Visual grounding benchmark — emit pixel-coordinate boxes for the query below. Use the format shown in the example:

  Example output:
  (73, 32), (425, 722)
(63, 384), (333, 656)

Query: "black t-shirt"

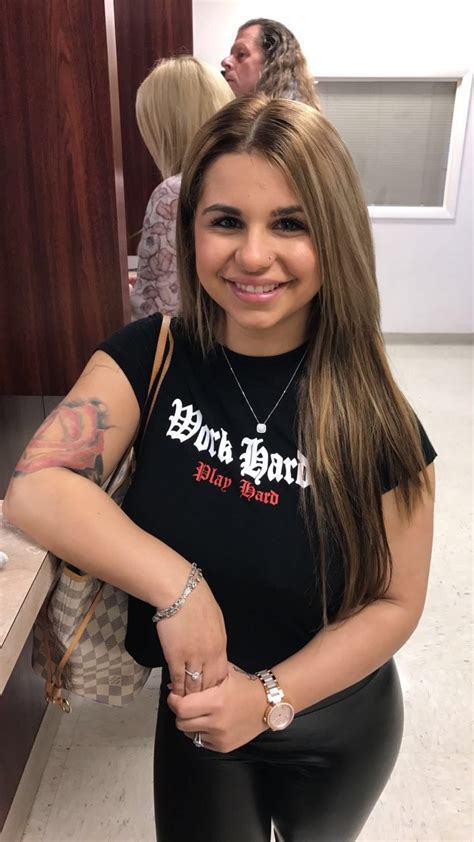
(99, 314), (436, 672)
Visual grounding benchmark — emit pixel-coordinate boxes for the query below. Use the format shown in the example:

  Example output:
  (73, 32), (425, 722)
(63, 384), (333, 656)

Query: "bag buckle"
(45, 680), (71, 713)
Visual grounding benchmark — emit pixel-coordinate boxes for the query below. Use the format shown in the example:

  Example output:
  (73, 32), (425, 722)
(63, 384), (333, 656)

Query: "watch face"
(267, 702), (295, 731)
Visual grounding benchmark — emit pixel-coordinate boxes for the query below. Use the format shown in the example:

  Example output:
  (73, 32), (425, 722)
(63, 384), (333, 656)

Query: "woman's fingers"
(168, 664), (186, 697)
(168, 658), (227, 696)
(178, 714), (209, 732)
(184, 664), (204, 694)
(168, 682), (219, 718)
(201, 654), (228, 691)
(184, 731), (212, 750)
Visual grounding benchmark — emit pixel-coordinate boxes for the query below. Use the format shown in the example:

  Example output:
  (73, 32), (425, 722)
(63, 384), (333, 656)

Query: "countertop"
(0, 501), (58, 693)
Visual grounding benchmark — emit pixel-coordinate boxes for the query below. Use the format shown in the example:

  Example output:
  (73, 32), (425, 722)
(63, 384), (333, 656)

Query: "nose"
(221, 55), (233, 70)
(235, 230), (274, 273)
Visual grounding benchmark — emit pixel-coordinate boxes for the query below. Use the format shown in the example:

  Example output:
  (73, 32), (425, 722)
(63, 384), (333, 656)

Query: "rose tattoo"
(14, 400), (110, 483)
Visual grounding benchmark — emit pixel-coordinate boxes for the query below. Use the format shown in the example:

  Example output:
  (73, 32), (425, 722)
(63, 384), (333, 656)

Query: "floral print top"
(130, 174), (182, 321)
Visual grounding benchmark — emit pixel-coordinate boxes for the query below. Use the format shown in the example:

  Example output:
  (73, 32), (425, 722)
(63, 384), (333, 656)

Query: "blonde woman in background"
(131, 56), (234, 321)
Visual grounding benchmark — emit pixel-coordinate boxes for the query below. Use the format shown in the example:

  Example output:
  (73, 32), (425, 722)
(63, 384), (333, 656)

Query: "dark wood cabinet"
(0, 0), (129, 396)
(0, 634), (47, 832)
(0, 0), (192, 397)
(114, 0), (193, 254)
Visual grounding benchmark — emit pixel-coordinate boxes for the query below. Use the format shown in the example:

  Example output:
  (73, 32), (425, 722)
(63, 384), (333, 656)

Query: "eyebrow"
(201, 204), (305, 217)
(202, 204), (241, 216)
(271, 206), (304, 217)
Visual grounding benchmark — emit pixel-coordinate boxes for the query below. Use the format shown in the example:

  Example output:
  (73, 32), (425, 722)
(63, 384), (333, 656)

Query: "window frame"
(315, 71), (472, 220)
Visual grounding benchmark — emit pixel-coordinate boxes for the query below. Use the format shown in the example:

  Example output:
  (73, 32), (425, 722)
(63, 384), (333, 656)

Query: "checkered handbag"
(32, 316), (173, 711)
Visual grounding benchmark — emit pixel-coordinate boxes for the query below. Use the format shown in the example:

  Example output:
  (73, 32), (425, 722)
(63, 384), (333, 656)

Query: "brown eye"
(210, 216), (242, 229)
(274, 218), (307, 232)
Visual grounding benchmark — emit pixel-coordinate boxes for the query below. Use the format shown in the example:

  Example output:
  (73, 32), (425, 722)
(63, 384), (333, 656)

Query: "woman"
(5, 97), (436, 841)
(131, 56), (234, 320)
(221, 18), (320, 108)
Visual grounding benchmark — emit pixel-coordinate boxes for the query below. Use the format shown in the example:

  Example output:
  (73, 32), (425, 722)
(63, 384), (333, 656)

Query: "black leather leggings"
(154, 659), (403, 842)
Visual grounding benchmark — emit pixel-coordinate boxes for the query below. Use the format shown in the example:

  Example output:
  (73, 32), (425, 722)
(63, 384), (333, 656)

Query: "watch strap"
(255, 669), (285, 705)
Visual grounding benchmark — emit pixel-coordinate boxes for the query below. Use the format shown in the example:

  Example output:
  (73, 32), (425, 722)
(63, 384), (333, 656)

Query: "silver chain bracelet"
(152, 563), (203, 623)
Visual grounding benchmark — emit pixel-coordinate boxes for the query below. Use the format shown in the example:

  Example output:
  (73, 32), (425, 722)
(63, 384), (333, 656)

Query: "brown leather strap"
(43, 583), (104, 713)
(41, 603), (72, 712)
(103, 315), (171, 493)
(146, 314), (171, 403)
(56, 584), (105, 679)
(143, 328), (174, 438)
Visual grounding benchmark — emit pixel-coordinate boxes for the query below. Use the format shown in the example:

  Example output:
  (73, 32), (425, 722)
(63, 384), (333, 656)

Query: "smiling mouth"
(233, 281), (283, 293)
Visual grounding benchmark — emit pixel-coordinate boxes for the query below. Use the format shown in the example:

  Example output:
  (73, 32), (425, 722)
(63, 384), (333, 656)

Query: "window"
(316, 73), (472, 219)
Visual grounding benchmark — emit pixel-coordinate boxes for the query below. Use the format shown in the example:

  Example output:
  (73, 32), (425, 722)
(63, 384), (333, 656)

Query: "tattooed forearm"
(14, 399), (110, 483)
(233, 666), (257, 680)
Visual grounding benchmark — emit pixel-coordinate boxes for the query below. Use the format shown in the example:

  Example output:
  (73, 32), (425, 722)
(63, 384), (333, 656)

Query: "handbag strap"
(43, 583), (104, 711)
(103, 314), (173, 494)
(140, 314), (174, 445)
(52, 583), (105, 694)
(146, 314), (171, 403)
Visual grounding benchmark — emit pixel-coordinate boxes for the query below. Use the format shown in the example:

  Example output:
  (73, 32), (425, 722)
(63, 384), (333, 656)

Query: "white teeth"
(234, 282), (280, 293)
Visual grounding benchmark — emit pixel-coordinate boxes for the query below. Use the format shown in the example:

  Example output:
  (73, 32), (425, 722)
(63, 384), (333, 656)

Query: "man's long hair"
(240, 18), (320, 109)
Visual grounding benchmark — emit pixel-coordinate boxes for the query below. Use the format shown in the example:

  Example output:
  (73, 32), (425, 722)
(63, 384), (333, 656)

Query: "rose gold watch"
(255, 669), (295, 731)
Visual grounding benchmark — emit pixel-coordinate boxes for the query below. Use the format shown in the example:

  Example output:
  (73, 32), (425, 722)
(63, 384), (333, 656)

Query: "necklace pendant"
(256, 423), (267, 434)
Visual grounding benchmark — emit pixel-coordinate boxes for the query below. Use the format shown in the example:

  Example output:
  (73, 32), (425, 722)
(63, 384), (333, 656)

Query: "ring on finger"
(193, 732), (204, 748)
(185, 668), (203, 681)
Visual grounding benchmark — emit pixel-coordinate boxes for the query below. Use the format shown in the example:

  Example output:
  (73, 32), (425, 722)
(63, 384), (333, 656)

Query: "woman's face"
(221, 25), (264, 96)
(194, 152), (321, 354)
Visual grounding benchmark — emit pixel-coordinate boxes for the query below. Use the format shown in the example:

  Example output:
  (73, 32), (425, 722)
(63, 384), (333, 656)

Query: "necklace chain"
(221, 346), (308, 434)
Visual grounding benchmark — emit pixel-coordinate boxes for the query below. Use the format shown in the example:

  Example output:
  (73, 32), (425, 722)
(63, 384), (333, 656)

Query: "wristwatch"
(255, 669), (295, 731)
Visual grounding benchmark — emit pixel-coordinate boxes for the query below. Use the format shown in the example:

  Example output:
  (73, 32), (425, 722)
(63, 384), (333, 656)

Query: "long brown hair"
(177, 96), (431, 621)
(239, 18), (320, 109)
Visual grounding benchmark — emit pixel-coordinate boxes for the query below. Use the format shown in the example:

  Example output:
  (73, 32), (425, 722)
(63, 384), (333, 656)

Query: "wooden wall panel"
(114, 0), (193, 254)
(0, 1), (129, 396)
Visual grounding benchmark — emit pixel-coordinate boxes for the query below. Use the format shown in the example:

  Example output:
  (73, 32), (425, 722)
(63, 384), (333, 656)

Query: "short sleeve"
(379, 415), (437, 495)
(97, 314), (163, 413)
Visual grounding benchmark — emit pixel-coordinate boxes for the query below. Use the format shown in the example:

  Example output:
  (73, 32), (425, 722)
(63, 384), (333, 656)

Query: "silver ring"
(193, 732), (204, 748)
(185, 668), (203, 681)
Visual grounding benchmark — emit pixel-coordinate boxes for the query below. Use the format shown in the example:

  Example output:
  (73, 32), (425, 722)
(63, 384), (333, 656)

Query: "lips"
(225, 277), (289, 302)
(234, 281), (281, 293)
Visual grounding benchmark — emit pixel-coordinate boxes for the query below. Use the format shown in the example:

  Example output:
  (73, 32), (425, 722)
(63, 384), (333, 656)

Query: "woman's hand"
(156, 577), (228, 697)
(167, 663), (268, 753)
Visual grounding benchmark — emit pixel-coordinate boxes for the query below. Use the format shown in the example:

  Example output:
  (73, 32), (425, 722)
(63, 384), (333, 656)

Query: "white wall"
(193, 0), (473, 333)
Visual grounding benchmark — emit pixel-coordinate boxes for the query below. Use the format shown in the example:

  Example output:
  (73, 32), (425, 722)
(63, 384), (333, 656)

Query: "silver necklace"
(221, 346), (308, 434)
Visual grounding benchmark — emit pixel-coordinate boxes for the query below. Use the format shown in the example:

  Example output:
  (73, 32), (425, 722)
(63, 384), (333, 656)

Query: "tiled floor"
(22, 343), (472, 842)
